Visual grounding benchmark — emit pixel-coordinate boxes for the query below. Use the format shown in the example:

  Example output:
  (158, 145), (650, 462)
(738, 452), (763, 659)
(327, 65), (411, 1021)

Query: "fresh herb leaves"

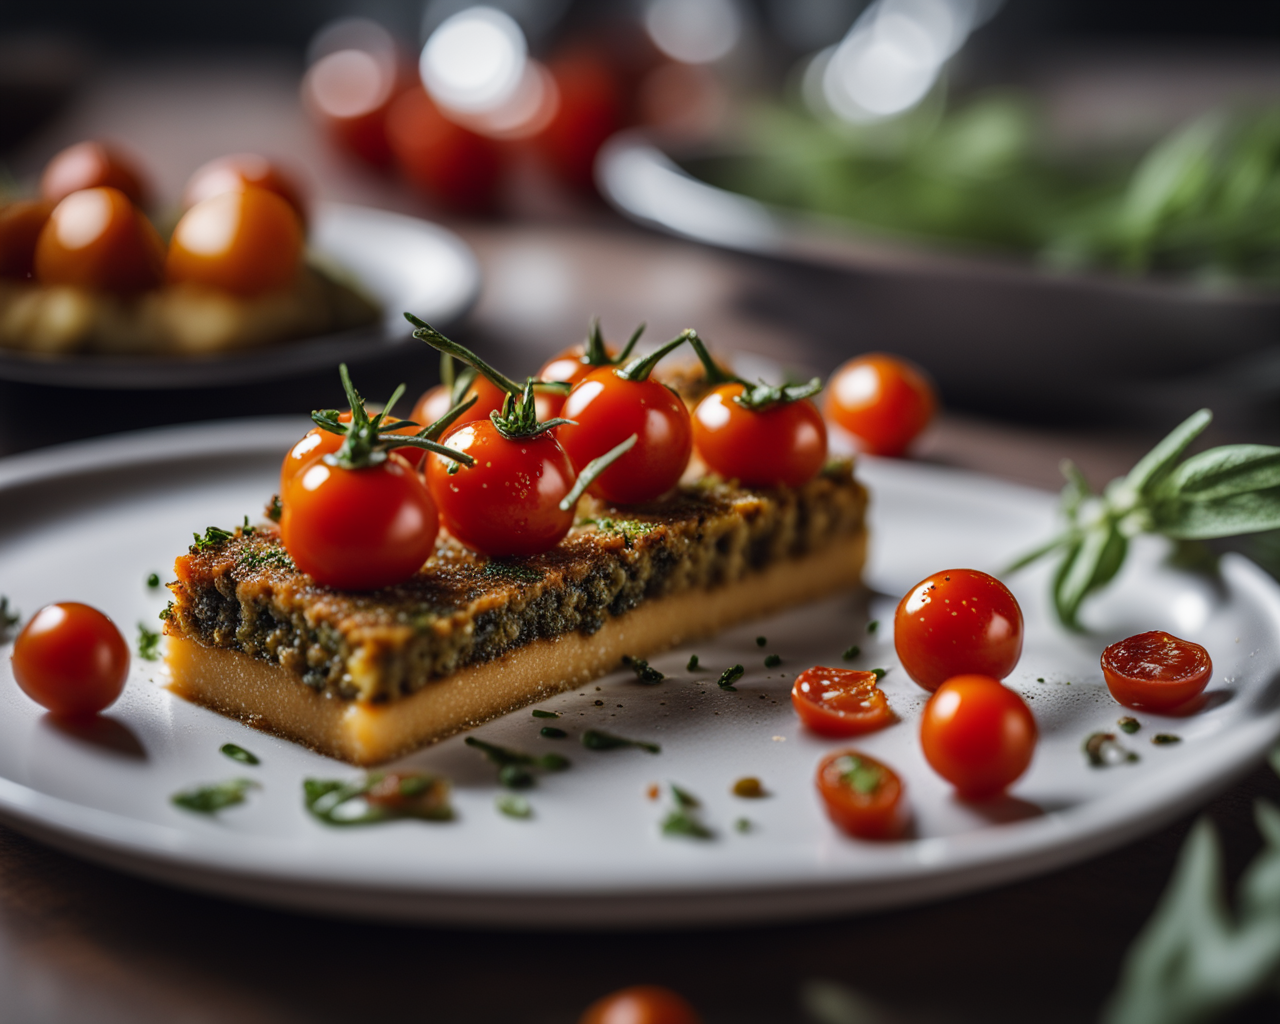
(191, 525), (234, 552)
(304, 772), (453, 825)
(465, 736), (570, 788)
(622, 655), (664, 684)
(717, 664), (745, 691)
(136, 624), (161, 661)
(172, 779), (257, 814)
(540, 726), (567, 739)
(239, 547), (294, 571)
(531, 709), (560, 719)
(661, 783), (714, 840)
(841, 644), (861, 661)
(1118, 716), (1141, 735)
(220, 743), (260, 765)
(764, 654), (782, 668)
(582, 729), (660, 754)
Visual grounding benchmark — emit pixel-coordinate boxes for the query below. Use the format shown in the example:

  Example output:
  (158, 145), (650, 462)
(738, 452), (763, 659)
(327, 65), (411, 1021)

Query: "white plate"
(0, 204), (480, 389)
(1, 419), (1278, 928)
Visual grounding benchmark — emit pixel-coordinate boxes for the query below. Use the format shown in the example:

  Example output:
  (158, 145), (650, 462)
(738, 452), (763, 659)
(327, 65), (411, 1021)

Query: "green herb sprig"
(661, 784), (714, 840)
(172, 778), (257, 814)
(220, 743), (259, 765)
(464, 736), (570, 788)
(137, 624), (161, 661)
(582, 729), (660, 754)
(1009, 409), (1280, 629)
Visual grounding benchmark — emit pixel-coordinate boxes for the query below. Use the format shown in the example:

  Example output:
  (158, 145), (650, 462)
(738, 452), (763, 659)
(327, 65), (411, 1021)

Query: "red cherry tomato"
(282, 413), (425, 488)
(535, 344), (616, 419)
(556, 368), (692, 504)
(920, 674), (1037, 799)
(792, 666), (895, 737)
(167, 186), (303, 296)
(692, 384), (827, 488)
(426, 419), (576, 557)
(815, 750), (909, 840)
(40, 141), (150, 207)
(281, 454), (438, 590)
(825, 354), (936, 457)
(182, 153), (308, 227)
(894, 569), (1023, 692)
(1101, 631), (1212, 712)
(386, 86), (503, 213)
(302, 48), (399, 166)
(34, 187), (165, 292)
(579, 985), (702, 1024)
(536, 49), (622, 192)
(11, 602), (129, 716)
(0, 199), (53, 279)
(412, 374), (509, 433)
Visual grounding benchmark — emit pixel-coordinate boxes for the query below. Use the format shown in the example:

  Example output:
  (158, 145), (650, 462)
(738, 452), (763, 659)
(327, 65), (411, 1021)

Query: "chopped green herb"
(764, 654), (782, 668)
(622, 655), (664, 684)
(146, 572), (161, 589)
(191, 525), (234, 552)
(239, 547), (294, 571)
(841, 644), (861, 661)
(137, 623), (161, 661)
(1085, 732), (1140, 767)
(0, 596), (19, 643)
(540, 726), (567, 739)
(580, 517), (653, 547)
(671, 784), (700, 809)
(687, 654), (701, 671)
(1153, 733), (1182, 745)
(496, 793), (532, 819)
(531, 709), (560, 719)
(582, 729), (660, 754)
(499, 764), (535, 789)
(304, 772), (453, 826)
(172, 778), (257, 814)
(220, 743), (259, 765)
(1037, 677), (1046, 683)
(756, 636), (768, 647)
(1118, 716), (1141, 735)
(735, 817), (752, 833)
(718, 664), (745, 691)
(159, 602), (172, 622)
(481, 560), (543, 582)
(834, 754), (883, 795)
(266, 494), (283, 522)
(661, 784), (714, 840)
(867, 620), (879, 634)
(871, 668), (887, 681)
(465, 736), (570, 787)
(732, 776), (766, 798)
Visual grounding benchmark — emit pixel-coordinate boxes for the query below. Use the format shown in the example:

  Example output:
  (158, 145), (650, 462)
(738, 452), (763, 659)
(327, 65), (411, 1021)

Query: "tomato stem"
(616, 329), (694, 382)
(685, 331), (742, 386)
(558, 433), (639, 511)
(406, 313), (523, 397)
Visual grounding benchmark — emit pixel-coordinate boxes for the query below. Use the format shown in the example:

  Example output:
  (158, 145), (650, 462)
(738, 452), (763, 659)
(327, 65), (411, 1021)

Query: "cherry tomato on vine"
(281, 453), (438, 590)
(692, 383), (827, 488)
(426, 419), (576, 557)
(386, 86), (503, 213)
(182, 153), (308, 226)
(1101, 631), (1212, 712)
(815, 750), (909, 840)
(167, 186), (303, 296)
(920, 674), (1037, 799)
(792, 666), (895, 737)
(282, 413), (425, 487)
(534, 345), (613, 420)
(0, 199), (53, 279)
(894, 569), (1023, 692)
(825, 353), (936, 457)
(40, 140), (150, 207)
(412, 374), (508, 433)
(34, 187), (165, 292)
(579, 985), (702, 1024)
(11, 602), (129, 716)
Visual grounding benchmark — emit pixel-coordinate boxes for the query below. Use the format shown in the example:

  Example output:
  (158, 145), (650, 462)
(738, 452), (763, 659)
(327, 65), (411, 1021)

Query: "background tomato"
(536, 48), (622, 192)
(894, 569), (1023, 692)
(34, 187), (164, 292)
(825, 353), (936, 457)
(0, 199), (53, 278)
(386, 86), (503, 213)
(792, 666), (895, 737)
(302, 48), (400, 167)
(693, 384), (827, 488)
(11, 602), (129, 716)
(920, 674), (1037, 799)
(412, 374), (508, 432)
(40, 140), (150, 207)
(183, 153), (308, 226)
(167, 186), (303, 296)
(579, 985), (701, 1024)
(1101, 630), (1212, 711)
(815, 750), (909, 840)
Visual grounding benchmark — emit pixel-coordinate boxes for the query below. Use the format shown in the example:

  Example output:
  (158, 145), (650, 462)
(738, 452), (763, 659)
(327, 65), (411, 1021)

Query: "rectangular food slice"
(164, 463), (868, 765)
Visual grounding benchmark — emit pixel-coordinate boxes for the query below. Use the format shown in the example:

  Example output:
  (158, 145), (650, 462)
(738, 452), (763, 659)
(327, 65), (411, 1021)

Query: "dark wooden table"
(2, 56), (1279, 1024)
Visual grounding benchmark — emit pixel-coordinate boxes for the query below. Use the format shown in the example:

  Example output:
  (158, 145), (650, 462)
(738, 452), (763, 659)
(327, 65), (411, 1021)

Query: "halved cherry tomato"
(386, 86), (503, 213)
(281, 453), (438, 590)
(556, 367), (692, 504)
(1101, 631), (1212, 712)
(40, 141), (150, 207)
(825, 353), (936, 457)
(792, 666), (895, 737)
(920, 674), (1036, 799)
(894, 569), (1023, 692)
(425, 419), (576, 557)
(0, 199), (53, 278)
(282, 412), (425, 487)
(412, 374), (509, 433)
(11, 602), (129, 716)
(580, 985), (701, 1024)
(815, 750), (909, 840)
(182, 153), (308, 226)
(167, 186), (303, 296)
(692, 384), (827, 488)
(302, 48), (399, 167)
(34, 187), (165, 292)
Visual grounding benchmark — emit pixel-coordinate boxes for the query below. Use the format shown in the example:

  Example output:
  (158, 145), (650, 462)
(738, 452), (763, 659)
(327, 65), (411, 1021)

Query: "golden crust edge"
(164, 529), (867, 765)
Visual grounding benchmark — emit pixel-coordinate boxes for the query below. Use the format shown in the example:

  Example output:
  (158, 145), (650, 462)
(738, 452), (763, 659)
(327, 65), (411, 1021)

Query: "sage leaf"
(1053, 523), (1126, 630)
(1124, 408), (1212, 497)
(1158, 444), (1280, 503)
(1153, 486), (1280, 540)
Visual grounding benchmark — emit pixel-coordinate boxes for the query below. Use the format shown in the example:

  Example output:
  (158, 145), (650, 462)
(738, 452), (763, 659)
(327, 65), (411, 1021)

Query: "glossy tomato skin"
(426, 420), (576, 557)
(556, 368), (692, 505)
(281, 453), (438, 590)
(41, 141), (150, 207)
(11, 603), (129, 716)
(579, 985), (702, 1024)
(167, 186), (303, 296)
(1101, 631), (1212, 712)
(412, 375), (509, 433)
(815, 750), (909, 840)
(792, 666), (895, 737)
(894, 569), (1023, 692)
(825, 354), (936, 457)
(920, 674), (1037, 799)
(183, 153), (308, 226)
(386, 86), (503, 213)
(34, 187), (165, 292)
(0, 199), (54, 278)
(693, 384), (827, 488)
(535, 345), (615, 419)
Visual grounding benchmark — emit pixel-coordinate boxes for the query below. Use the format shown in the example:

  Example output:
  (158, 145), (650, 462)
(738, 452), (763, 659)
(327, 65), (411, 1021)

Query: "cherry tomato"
(580, 985), (701, 1024)
(11, 602), (129, 716)
(894, 569), (1023, 692)
(386, 86), (503, 213)
(34, 187), (165, 292)
(0, 199), (53, 279)
(1101, 630), (1212, 712)
(920, 674), (1037, 799)
(792, 666), (895, 737)
(281, 454), (438, 590)
(535, 344), (616, 419)
(302, 48), (399, 166)
(536, 49), (622, 192)
(282, 413), (425, 488)
(40, 140), (150, 207)
(692, 384), (827, 488)
(815, 750), (909, 840)
(182, 153), (308, 226)
(426, 419), (576, 557)
(412, 374), (509, 432)
(167, 186), (303, 296)
(825, 354), (936, 457)
(556, 368), (692, 505)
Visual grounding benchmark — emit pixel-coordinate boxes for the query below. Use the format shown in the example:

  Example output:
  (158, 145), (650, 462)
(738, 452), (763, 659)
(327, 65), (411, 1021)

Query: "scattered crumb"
(647, 784), (660, 800)
(772, 735), (786, 742)
(593, 700), (604, 706)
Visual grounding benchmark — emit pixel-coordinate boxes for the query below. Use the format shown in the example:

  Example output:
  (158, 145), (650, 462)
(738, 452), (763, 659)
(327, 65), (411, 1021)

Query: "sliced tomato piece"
(1101, 630), (1212, 712)
(815, 750), (909, 840)
(791, 666), (895, 737)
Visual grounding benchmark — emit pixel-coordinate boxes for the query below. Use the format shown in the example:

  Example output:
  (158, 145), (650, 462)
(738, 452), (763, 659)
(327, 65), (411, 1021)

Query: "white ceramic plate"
(1, 419), (1278, 928)
(0, 204), (479, 389)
